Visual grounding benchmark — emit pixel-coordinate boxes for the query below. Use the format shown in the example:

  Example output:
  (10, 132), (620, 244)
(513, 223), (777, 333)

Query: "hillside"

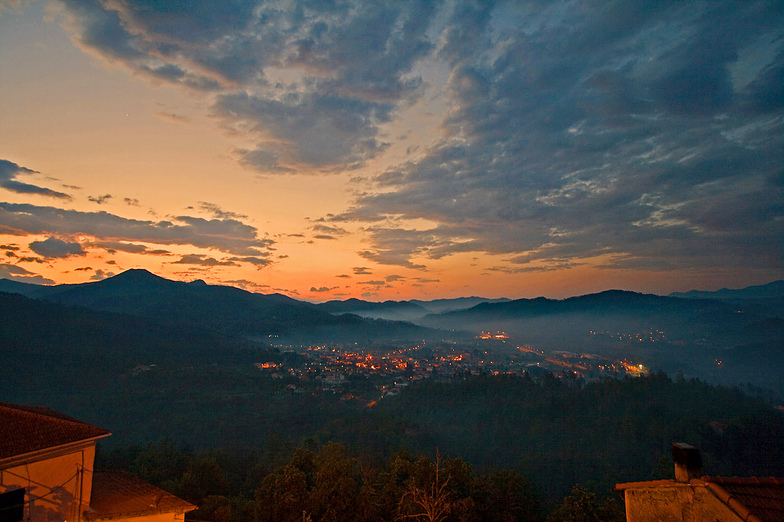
(0, 270), (438, 342)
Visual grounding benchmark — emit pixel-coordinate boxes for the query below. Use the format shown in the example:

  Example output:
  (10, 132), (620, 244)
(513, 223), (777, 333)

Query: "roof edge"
(0, 433), (111, 470)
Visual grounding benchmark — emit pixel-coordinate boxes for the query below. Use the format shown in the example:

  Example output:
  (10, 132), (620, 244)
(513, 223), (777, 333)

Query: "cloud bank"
(0, 201), (275, 260)
(44, 0), (784, 277)
(335, 1), (784, 273)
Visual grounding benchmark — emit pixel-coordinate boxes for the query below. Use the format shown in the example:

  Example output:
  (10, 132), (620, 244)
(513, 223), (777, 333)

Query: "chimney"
(672, 442), (702, 482)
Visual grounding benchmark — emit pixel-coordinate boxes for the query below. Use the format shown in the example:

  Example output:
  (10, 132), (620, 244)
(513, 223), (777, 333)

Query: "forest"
(89, 372), (784, 521)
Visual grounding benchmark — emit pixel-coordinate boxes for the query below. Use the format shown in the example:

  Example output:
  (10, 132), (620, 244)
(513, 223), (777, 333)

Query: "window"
(0, 488), (24, 522)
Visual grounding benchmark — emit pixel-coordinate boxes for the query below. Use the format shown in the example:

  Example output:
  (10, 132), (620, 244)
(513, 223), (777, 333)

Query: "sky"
(0, 0), (782, 301)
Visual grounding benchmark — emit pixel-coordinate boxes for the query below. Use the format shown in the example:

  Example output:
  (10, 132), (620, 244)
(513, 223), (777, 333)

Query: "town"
(256, 330), (650, 405)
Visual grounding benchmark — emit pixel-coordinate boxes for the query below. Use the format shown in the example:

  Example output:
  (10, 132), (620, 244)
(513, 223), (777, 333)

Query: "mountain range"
(1, 270), (783, 396)
(0, 269), (440, 342)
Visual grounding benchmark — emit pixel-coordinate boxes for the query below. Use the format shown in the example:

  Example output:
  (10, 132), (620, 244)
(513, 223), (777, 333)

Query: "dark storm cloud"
(0, 202), (276, 257)
(0, 160), (72, 200)
(57, 0), (438, 171)
(335, 0), (784, 272)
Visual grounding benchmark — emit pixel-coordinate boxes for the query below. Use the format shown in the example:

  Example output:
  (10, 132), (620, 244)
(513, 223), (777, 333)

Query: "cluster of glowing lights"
(478, 331), (510, 340)
(589, 329), (666, 343)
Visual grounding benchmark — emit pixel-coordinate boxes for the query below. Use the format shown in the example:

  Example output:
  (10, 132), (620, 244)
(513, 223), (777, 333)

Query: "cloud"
(225, 279), (271, 292)
(37, 0), (784, 279)
(89, 269), (115, 281)
(88, 194), (112, 204)
(171, 254), (239, 267)
(310, 286), (336, 293)
(0, 202), (276, 257)
(227, 256), (273, 268)
(0, 160), (72, 200)
(91, 241), (155, 254)
(352, 266), (372, 275)
(16, 256), (47, 263)
(28, 237), (85, 258)
(310, 224), (349, 241)
(332, 1), (784, 274)
(156, 112), (191, 124)
(0, 1), (25, 16)
(0, 263), (55, 284)
(359, 279), (386, 286)
(55, 0), (437, 172)
(199, 202), (247, 220)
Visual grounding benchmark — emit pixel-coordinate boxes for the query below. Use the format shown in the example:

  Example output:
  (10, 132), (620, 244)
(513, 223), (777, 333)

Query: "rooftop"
(0, 402), (110, 462)
(705, 476), (784, 522)
(86, 470), (196, 520)
(616, 476), (784, 522)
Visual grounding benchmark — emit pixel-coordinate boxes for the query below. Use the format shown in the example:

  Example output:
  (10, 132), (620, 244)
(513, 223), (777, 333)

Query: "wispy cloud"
(0, 263), (55, 284)
(88, 194), (112, 205)
(199, 202), (248, 220)
(0, 201), (276, 258)
(0, 160), (72, 200)
(172, 254), (239, 267)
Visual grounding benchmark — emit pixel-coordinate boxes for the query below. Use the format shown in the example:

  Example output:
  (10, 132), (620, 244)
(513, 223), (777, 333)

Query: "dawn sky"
(1, 0), (782, 300)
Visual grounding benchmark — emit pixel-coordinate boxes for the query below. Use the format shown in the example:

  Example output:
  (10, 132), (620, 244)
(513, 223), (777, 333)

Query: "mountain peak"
(100, 269), (171, 287)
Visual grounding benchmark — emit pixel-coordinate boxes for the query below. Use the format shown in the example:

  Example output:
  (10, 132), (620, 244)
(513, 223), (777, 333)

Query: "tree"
(473, 469), (540, 521)
(310, 442), (363, 522)
(255, 463), (310, 522)
(546, 485), (624, 522)
(397, 451), (456, 522)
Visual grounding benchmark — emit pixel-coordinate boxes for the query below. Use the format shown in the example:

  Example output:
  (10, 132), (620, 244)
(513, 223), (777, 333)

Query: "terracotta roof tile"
(0, 402), (110, 461)
(613, 479), (680, 491)
(705, 477), (784, 522)
(86, 470), (196, 520)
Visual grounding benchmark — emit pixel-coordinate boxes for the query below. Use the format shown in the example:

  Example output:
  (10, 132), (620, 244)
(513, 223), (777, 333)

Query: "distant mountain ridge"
(670, 280), (784, 300)
(317, 296), (511, 321)
(0, 269), (438, 342)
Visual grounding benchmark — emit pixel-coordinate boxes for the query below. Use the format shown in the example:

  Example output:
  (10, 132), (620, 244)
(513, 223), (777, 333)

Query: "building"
(615, 443), (784, 522)
(0, 402), (196, 522)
